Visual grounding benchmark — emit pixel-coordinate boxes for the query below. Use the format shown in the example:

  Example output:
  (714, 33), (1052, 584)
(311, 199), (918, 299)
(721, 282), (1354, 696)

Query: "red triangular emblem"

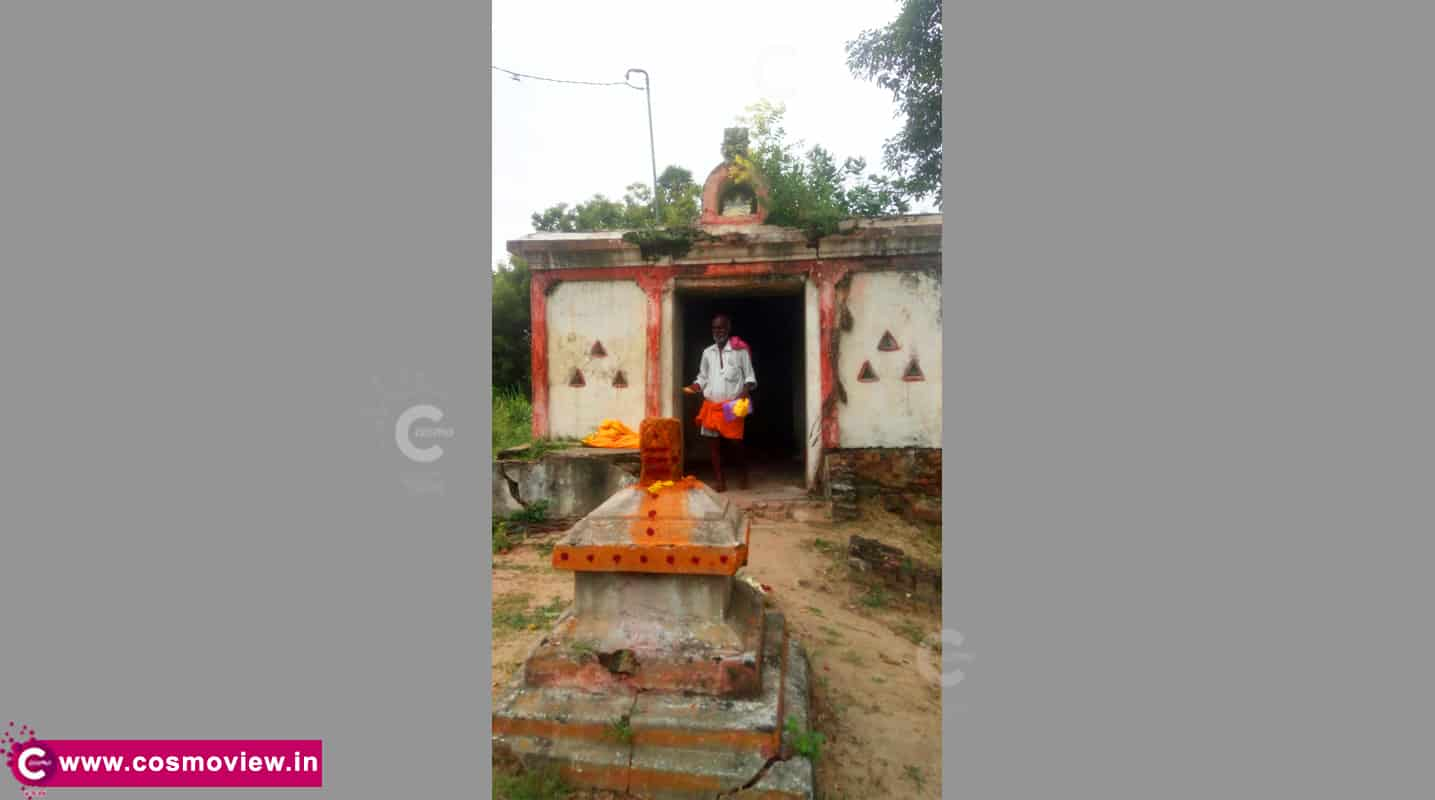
(878, 330), (900, 351)
(857, 361), (878, 382)
(902, 358), (924, 381)
(569, 368), (586, 387)
(590, 340), (607, 357)
(612, 370), (628, 388)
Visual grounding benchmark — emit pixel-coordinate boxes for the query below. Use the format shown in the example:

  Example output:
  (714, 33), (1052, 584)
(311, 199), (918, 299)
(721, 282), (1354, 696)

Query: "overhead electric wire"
(491, 65), (641, 90)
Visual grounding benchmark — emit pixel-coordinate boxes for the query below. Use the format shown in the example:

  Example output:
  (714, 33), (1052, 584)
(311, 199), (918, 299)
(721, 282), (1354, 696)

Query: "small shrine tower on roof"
(699, 127), (770, 226)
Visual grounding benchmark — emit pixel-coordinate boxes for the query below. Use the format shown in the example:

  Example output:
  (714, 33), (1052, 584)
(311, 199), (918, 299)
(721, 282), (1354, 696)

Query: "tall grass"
(492, 386), (532, 456)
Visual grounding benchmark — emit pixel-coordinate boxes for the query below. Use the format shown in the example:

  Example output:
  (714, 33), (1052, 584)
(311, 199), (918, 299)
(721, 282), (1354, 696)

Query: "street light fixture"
(626, 68), (659, 223)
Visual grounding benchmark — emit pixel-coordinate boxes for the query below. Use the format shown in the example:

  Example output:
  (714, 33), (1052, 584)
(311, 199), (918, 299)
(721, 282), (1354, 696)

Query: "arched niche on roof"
(699, 127), (769, 226)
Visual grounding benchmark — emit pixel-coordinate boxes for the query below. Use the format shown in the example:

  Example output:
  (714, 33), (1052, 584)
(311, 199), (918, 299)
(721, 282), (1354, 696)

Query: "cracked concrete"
(492, 450), (638, 518)
(502, 466), (526, 508)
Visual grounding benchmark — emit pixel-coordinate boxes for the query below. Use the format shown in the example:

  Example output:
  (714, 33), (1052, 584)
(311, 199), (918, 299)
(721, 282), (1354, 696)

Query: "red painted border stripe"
(637, 274), (666, 419)
(529, 273), (554, 438)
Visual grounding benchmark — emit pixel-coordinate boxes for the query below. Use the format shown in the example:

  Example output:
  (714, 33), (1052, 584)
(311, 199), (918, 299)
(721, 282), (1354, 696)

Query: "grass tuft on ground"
(493, 593), (567, 635)
(492, 762), (571, 800)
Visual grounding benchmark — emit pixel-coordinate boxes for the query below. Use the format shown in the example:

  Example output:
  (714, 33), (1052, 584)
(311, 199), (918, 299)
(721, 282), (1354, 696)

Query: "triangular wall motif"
(902, 358), (925, 382)
(877, 330), (901, 351)
(612, 370), (628, 388)
(857, 360), (879, 382)
(590, 340), (607, 357)
(568, 368), (586, 387)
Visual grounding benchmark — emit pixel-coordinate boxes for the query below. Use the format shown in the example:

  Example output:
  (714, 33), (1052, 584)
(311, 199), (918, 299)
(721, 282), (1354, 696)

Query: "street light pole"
(626, 68), (659, 223)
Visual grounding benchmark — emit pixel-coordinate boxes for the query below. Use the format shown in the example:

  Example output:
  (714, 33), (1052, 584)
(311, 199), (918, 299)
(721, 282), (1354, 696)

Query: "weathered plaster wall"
(546, 280), (647, 438)
(836, 270), (942, 447)
(805, 278), (822, 489)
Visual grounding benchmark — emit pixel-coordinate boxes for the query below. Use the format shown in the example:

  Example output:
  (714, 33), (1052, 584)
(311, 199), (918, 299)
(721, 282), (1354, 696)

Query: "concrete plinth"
(523, 579), (767, 697)
(494, 610), (815, 799)
(576, 572), (734, 621)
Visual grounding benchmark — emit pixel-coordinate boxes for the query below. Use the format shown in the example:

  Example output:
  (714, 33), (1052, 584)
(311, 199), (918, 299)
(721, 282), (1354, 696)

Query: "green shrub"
(606, 714), (634, 745)
(493, 387), (532, 456)
(860, 587), (890, 609)
(784, 716), (825, 761)
(492, 519), (513, 554)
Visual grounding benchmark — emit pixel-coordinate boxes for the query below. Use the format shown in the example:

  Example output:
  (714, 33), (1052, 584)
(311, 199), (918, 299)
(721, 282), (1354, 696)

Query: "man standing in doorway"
(684, 314), (756, 492)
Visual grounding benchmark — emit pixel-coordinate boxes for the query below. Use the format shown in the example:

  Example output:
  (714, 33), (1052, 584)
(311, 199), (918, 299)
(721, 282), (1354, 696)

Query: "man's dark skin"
(684, 315), (754, 492)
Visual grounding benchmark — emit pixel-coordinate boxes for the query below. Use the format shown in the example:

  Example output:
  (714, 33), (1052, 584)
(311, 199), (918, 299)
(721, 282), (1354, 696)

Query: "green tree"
(656, 166), (701, 228)
(492, 255), (532, 393)
(530, 167), (700, 233)
(530, 193), (640, 232)
(847, 0), (942, 205)
(731, 100), (911, 240)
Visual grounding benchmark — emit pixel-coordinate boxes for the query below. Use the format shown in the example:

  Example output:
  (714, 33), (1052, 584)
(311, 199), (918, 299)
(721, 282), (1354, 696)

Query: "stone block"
(909, 495), (942, 523)
(627, 746), (769, 800)
(639, 418), (684, 484)
(742, 755), (815, 799)
(523, 580), (768, 698)
(575, 572), (734, 622)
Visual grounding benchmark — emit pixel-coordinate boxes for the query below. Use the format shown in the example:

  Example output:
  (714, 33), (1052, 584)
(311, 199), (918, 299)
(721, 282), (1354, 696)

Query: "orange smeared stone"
(638, 418), (683, 486)
(553, 419), (746, 575)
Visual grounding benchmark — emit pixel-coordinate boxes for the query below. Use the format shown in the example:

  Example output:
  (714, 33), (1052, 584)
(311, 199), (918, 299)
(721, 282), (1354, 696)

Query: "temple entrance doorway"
(673, 281), (807, 493)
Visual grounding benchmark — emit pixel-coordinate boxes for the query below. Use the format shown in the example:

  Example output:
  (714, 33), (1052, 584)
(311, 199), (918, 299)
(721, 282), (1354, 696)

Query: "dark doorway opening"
(675, 285), (805, 490)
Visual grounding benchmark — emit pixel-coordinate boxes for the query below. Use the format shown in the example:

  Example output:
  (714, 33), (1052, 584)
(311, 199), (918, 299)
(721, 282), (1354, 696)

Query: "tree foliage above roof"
(730, 100), (911, 241)
(530, 166), (701, 233)
(847, 0), (943, 205)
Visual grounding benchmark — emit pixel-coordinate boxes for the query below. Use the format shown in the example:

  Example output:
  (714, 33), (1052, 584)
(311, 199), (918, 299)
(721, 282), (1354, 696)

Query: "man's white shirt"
(694, 343), (756, 403)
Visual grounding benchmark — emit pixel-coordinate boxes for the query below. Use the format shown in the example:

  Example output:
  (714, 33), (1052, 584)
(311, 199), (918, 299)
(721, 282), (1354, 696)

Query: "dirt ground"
(491, 506), (944, 800)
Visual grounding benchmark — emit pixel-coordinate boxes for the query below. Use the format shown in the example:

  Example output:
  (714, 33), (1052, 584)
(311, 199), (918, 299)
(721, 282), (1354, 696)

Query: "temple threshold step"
(731, 498), (833, 523)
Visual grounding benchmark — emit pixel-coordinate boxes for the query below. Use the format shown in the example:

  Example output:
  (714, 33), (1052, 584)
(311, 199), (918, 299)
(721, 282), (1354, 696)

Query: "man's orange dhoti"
(696, 400), (746, 440)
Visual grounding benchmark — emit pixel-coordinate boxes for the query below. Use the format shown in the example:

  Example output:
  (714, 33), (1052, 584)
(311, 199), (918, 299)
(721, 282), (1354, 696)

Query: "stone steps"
(493, 610), (815, 799)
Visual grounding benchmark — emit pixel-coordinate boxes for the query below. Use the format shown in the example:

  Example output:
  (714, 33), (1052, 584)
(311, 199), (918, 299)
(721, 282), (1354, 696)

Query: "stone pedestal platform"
(522, 573), (768, 697)
(493, 608), (813, 799)
(492, 419), (815, 799)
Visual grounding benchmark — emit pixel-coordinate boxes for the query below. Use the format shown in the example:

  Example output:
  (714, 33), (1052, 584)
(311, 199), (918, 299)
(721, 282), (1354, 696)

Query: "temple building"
(507, 131), (942, 521)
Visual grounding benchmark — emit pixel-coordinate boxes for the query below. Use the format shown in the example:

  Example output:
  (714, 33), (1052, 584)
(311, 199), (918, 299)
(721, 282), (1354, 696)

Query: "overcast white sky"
(491, 0), (934, 268)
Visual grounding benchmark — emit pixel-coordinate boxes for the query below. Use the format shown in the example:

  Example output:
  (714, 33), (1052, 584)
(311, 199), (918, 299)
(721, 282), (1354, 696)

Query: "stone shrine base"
(521, 573), (768, 699)
(493, 609), (815, 799)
